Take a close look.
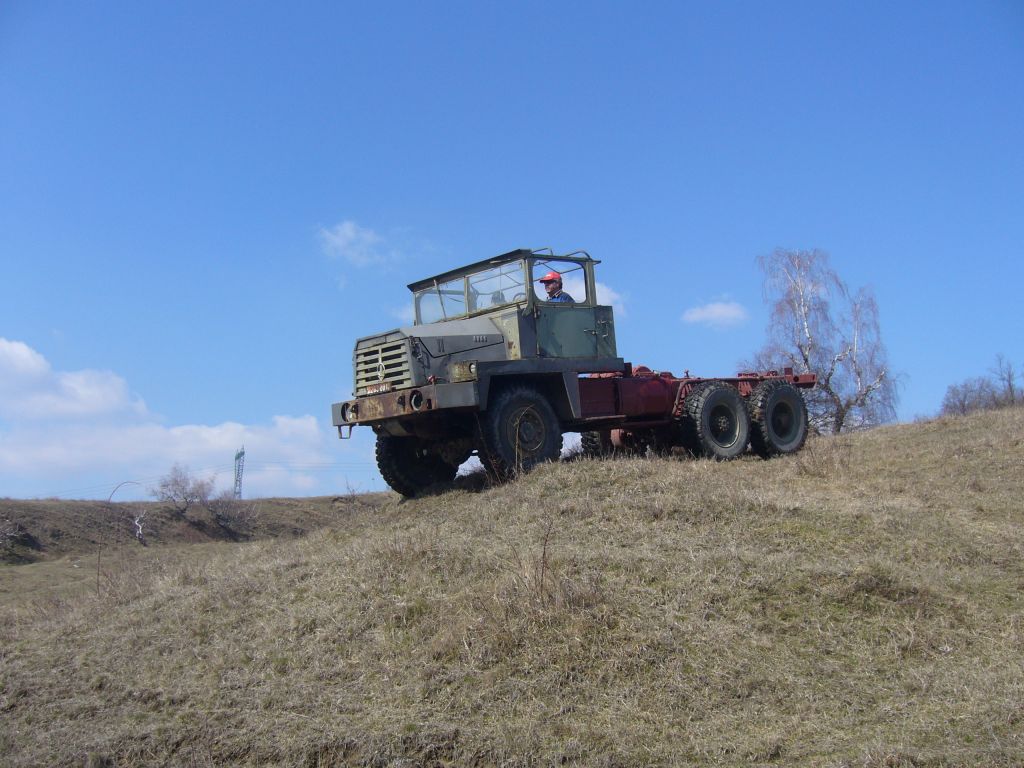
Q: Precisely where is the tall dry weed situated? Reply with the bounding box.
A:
[499,517,605,617]
[792,433,851,479]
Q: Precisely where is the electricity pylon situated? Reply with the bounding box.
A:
[233,446,245,499]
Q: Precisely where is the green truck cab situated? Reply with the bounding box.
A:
[331,248,624,495]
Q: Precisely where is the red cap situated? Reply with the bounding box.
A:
[538,271,561,283]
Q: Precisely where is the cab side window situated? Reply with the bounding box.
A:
[531,261,588,303]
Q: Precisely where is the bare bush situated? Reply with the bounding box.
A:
[749,248,897,434]
[1,516,41,556]
[941,377,999,416]
[941,354,1022,416]
[205,491,260,529]
[151,464,214,515]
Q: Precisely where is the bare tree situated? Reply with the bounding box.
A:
[751,248,897,434]
[990,354,1020,407]
[152,464,214,515]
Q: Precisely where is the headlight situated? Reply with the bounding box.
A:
[450,360,479,382]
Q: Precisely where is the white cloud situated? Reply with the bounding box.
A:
[319,220,388,266]
[0,337,147,420]
[0,339,378,498]
[596,282,627,317]
[559,278,627,317]
[682,301,749,330]
[0,338,49,377]
[0,417,337,498]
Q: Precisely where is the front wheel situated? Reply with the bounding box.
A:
[480,386,563,481]
[375,435,458,497]
[682,381,750,460]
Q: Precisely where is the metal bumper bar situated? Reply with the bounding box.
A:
[331,381,478,435]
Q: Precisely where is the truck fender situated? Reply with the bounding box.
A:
[478,372,581,421]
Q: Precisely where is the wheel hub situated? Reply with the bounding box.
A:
[771,403,794,438]
[709,404,738,445]
[512,407,546,454]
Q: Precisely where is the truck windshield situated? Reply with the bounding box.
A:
[413,261,527,324]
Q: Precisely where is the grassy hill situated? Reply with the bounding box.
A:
[0,494,387,606]
[1,409,1022,766]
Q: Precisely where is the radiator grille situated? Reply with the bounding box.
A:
[354,340,413,395]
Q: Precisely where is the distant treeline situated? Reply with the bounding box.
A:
[941,354,1021,416]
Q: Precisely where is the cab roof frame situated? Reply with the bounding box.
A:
[407,248,599,293]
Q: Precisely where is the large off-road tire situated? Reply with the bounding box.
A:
[479,386,563,481]
[748,380,809,458]
[375,435,458,498]
[581,430,613,458]
[681,381,750,460]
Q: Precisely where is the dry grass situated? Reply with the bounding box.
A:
[1,409,1022,766]
[0,494,387,610]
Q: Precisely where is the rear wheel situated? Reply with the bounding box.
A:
[748,380,809,457]
[682,381,750,460]
[480,386,562,480]
[375,435,458,497]
[581,430,613,458]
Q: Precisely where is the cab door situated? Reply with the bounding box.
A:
[536,304,599,358]
[530,257,617,359]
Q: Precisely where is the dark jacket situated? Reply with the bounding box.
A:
[547,290,575,303]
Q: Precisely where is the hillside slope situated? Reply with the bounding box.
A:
[0,494,388,565]
[1,410,1022,766]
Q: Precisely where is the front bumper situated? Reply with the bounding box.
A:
[331,381,479,430]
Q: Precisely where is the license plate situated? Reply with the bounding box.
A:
[365,381,393,395]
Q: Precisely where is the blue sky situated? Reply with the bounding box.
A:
[2,1,1022,500]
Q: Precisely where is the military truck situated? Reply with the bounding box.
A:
[332,248,815,496]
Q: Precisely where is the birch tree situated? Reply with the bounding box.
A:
[752,248,897,434]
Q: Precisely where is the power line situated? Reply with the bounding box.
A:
[29,459,379,500]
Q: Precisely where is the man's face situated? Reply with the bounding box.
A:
[543,279,560,297]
